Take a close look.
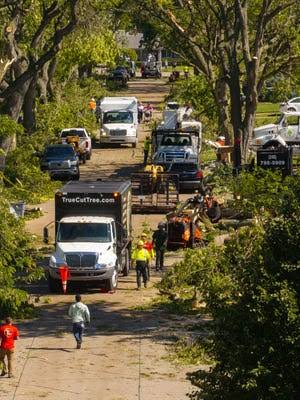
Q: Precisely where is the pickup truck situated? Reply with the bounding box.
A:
[60,128,92,161]
[152,129,201,167]
[253,111,300,148]
[40,144,80,180]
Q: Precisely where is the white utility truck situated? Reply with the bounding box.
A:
[253,111,300,148]
[99,97,138,147]
[159,102,196,130]
[152,128,201,166]
[44,180,132,292]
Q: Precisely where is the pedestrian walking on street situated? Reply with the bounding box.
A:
[152,222,168,271]
[132,240,151,290]
[68,295,90,349]
[0,317,19,378]
[141,232,154,281]
[143,136,151,166]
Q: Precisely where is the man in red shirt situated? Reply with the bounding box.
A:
[0,317,19,378]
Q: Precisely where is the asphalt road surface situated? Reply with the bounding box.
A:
[2,77,203,400]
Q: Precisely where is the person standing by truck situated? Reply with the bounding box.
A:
[152,223,168,271]
[131,241,150,290]
[68,295,90,349]
[138,101,144,123]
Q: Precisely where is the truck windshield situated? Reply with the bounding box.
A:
[57,223,111,243]
[61,130,85,138]
[161,135,192,146]
[44,146,74,157]
[103,111,133,124]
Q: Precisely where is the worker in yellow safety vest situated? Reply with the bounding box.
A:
[143,136,151,166]
[131,240,151,290]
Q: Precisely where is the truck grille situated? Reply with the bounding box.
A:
[65,253,97,269]
[110,129,127,136]
[165,151,186,162]
[49,160,70,169]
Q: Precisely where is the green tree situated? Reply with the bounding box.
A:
[187,219,300,399]
[122,0,300,165]
[0,0,79,132]
[0,199,43,317]
[159,171,300,399]
[58,31,118,80]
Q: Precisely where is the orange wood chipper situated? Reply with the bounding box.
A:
[166,188,222,249]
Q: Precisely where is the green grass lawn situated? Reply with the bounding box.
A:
[256,102,281,126]
[257,102,279,114]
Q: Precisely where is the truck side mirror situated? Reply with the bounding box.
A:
[43,227,49,244]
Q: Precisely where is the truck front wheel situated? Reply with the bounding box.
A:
[105,269,118,292]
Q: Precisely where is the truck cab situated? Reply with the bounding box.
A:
[46,181,132,292]
[49,216,118,291]
[99,97,138,148]
[253,112,300,148]
[152,129,201,167]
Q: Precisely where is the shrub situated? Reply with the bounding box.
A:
[0,202,43,317]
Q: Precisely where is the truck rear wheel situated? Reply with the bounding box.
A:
[105,269,118,292]
[132,142,137,148]
[48,276,61,293]
[122,249,130,276]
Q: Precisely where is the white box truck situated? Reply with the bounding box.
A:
[44,180,132,293]
[99,97,138,147]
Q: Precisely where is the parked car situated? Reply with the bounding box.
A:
[168,162,203,191]
[60,128,92,160]
[280,97,300,113]
[108,66,130,86]
[40,144,80,180]
[142,63,162,79]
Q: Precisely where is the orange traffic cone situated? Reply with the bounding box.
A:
[59,265,70,294]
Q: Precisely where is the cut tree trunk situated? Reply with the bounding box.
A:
[214,78,231,144]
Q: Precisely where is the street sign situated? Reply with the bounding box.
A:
[257,147,293,175]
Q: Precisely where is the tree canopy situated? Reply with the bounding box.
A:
[121,0,300,164]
